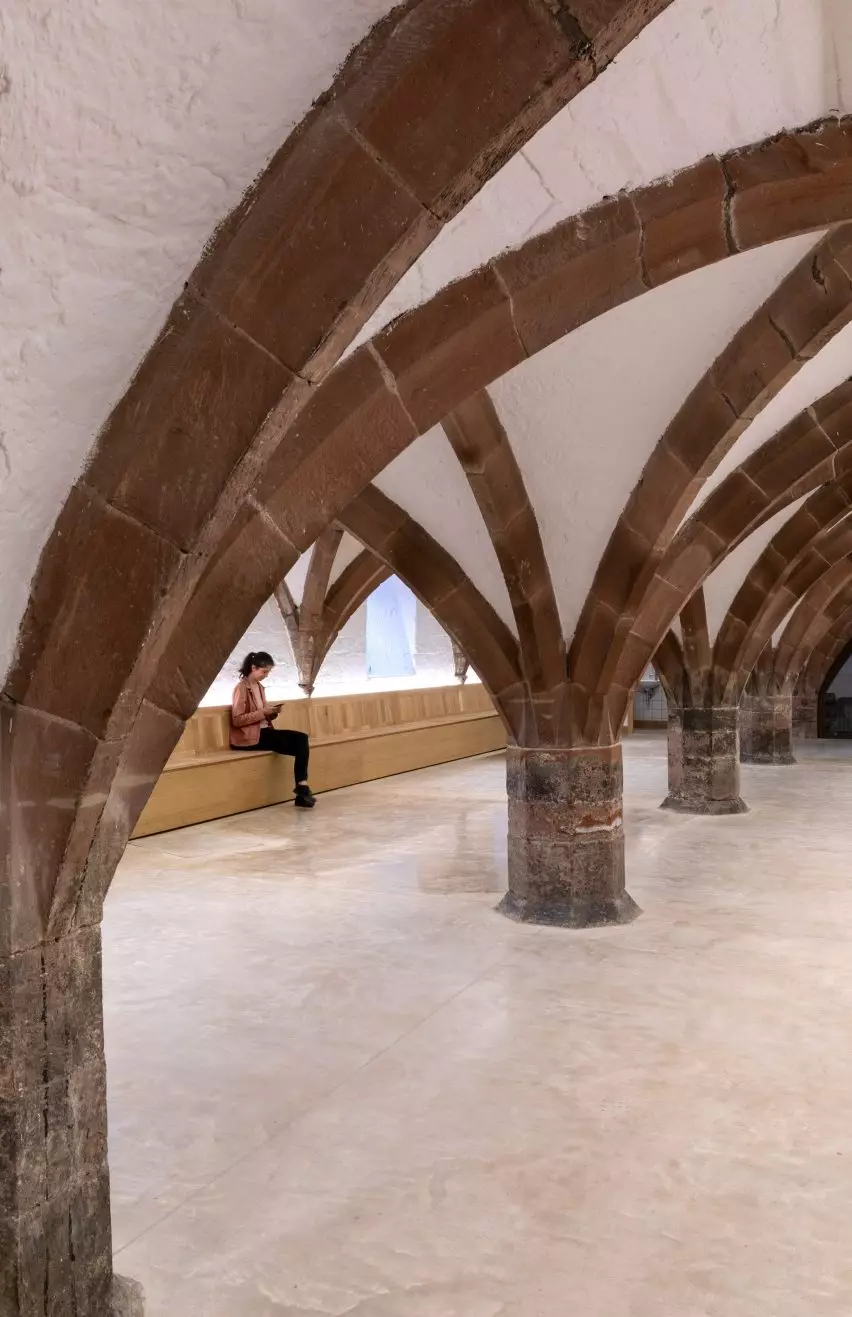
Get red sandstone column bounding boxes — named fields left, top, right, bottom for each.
left=0, top=927, right=143, bottom=1316
left=740, top=692, right=795, bottom=764
left=0, top=695, right=145, bottom=1316
left=663, top=705, right=747, bottom=814
left=499, top=744, right=640, bottom=927
left=792, top=686, right=819, bottom=740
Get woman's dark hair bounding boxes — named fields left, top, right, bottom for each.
left=239, top=651, right=275, bottom=679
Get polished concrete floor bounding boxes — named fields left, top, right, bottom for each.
left=105, top=734, right=852, bottom=1315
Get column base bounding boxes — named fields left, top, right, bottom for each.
left=501, top=744, right=640, bottom=930
left=740, top=750, right=796, bottom=766
left=112, top=1276, right=145, bottom=1315
left=497, top=888, right=640, bottom=928
left=660, top=793, right=749, bottom=816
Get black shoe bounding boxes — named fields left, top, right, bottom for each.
left=294, top=785, right=316, bottom=808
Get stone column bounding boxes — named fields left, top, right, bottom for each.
left=0, top=925, right=141, bottom=1316
left=663, top=705, right=747, bottom=814
left=740, top=692, right=795, bottom=764
left=792, top=686, right=819, bottom=740
left=499, top=744, right=640, bottom=927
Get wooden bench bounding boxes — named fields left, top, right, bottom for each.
left=132, top=683, right=506, bottom=837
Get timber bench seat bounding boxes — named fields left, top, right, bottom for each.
left=132, top=684, right=505, bottom=838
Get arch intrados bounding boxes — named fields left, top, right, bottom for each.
left=336, top=486, right=525, bottom=736
left=776, top=582, right=852, bottom=692
left=731, top=548, right=852, bottom=700
left=651, top=631, right=685, bottom=706
left=8, top=0, right=679, bottom=947
left=712, top=480, right=852, bottom=693
left=597, top=377, right=852, bottom=711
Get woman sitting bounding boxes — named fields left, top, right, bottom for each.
left=230, top=651, right=315, bottom=808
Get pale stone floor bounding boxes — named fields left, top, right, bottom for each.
left=105, top=733, right=852, bottom=1316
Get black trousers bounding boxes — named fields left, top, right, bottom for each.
left=233, top=728, right=310, bottom=784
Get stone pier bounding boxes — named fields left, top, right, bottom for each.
left=0, top=926, right=119, bottom=1315
left=499, top=744, right=640, bottom=927
left=792, top=686, right=819, bottom=740
left=663, top=705, right=748, bottom=814
left=740, top=692, right=795, bottom=764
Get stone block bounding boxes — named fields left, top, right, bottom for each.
left=4, top=485, right=183, bottom=739
left=634, top=155, right=730, bottom=286
left=193, top=111, right=436, bottom=377
left=85, top=293, right=293, bottom=550
left=337, top=0, right=576, bottom=218
left=729, top=120, right=852, bottom=251
left=500, top=744, right=639, bottom=927
left=496, top=194, right=644, bottom=354
left=0, top=928, right=114, bottom=1316
left=375, top=268, right=524, bottom=431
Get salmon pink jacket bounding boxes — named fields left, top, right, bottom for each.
left=229, top=678, right=273, bottom=748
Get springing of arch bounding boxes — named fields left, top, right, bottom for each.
left=274, top=529, right=391, bottom=694
left=442, top=390, right=563, bottom=697
left=337, top=484, right=525, bottom=733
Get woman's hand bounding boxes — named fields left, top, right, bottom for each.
left=263, top=705, right=281, bottom=720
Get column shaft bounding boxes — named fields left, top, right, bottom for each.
left=792, top=687, right=819, bottom=740
left=663, top=705, right=747, bottom=814
left=740, top=692, right=795, bottom=764
left=500, top=744, right=640, bottom=928
left=0, top=925, right=115, bottom=1316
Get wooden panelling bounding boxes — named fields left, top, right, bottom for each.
left=133, top=684, right=505, bottom=837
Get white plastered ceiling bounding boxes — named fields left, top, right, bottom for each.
left=703, top=498, right=808, bottom=646
left=373, top=428, right=516, bottom=634
left=328, top=532, right=368, bottom=587
left=4, top=0, right=852, bottom=683
left=351, top=0, right=852, bottom=349
left=489, top=238, right=818, bottom=640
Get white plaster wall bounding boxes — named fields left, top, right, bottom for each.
left=0, top=0, right=400, bottom=681
left=374, top=427, right=516, bottom=633
left=415, top=605, right=455, bottom=680
left=351, top=0, right=849, bottom=349
left=202, top=586, right=458, bottom=705
left=703, top=498, right=807, bottom=645
left=489, top=239, right=816, bottom=640
left=635, top=683, right=668, bottom=724
left=314, top=607, right=367, bottom=693
left=203, top=597, right=298, bottom=706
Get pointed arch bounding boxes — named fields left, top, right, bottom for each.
left=443, top=390, right=563, bottom=694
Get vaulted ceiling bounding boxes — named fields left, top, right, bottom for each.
left=5, top=0, right=852, bottom=732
